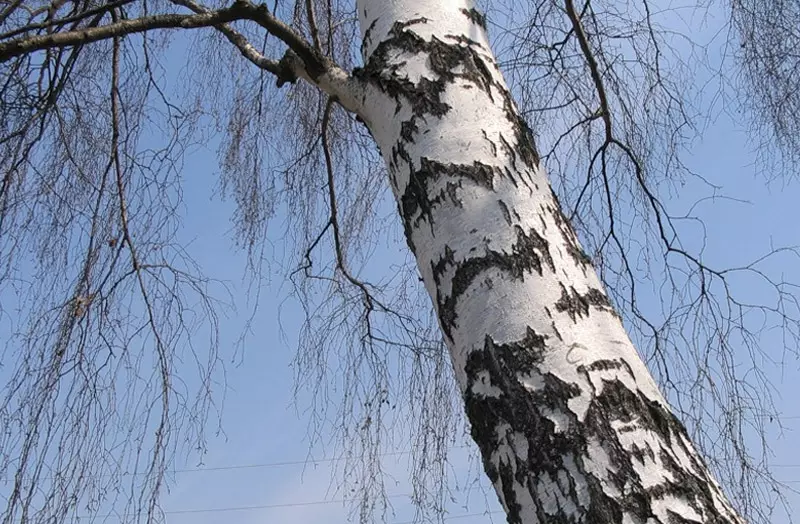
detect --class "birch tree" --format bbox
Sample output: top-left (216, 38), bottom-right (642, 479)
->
top-left (0, 0), bottom-right (797, 523)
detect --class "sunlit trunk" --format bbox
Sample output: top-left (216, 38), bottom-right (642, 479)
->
top-left (352, 1), bottom-right (744, 522)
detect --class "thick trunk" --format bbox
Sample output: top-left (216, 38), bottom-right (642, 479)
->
top-left (350, 1), bottom-right (744, 523)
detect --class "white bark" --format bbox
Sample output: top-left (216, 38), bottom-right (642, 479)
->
top-left (338, 1), bottom-right (747, 523)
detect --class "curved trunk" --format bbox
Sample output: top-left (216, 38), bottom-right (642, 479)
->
top-left (352, 1), bottom-right (745, 523)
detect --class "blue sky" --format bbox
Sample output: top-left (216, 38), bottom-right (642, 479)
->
top-left (2, 2), bottom-right (800, 524)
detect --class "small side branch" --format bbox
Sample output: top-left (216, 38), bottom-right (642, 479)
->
top-left (168, 0), bottom-right (280, 74)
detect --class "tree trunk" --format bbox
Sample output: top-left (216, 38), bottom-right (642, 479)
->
top-left (352, 1), bottom-right (744, 522)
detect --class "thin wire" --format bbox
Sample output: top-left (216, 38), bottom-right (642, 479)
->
top-left (76, 475), bottom-right (800, 519)
top-left (0, 445), bottom-right (474, 482)
top-left (169, 445), bottom-right (471, 474)
top-left (80, 489), bottom-right (495, 519)
top-left (172, 449), bottom-right (414, 474)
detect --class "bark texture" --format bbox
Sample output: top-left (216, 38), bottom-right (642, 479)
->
top-left (352, 1), bottom-right (745, 522)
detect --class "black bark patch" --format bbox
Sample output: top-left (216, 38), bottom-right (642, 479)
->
top-left (491, 327), bottom-right (548, 372)
top-left (512, 112), bottom-right (540, 169)
top-left (580, 358), bottom-right (625, 373)
top-left (464, 337), bottom-right (596, 523)
top-left (435, 226), bottom-right (554, 338)
top-left (498, 199), bottom-right (512, 226)
top-left (361, 17), bottom-right (379, 57)
top-left (549, 199), bottom-right (592, 270)
top-left (390, 139), bottom-right (413, 174)
top-left (554, 283), bottom-right (613, 321)
top-left (431, 245), bottom-right (456, 286)
top-left (400, 119), bottom-right (418, 142)
top-left (427, 36), bottom-right (494, 93)
top-left (397, 202), bottom-right (417, 254)
top-left (395, 16), bottom-right (429, 30)
top-left (400, 158), bottom-right (498, 230)
top-left (503, 165), bottom-right (519, 188)
top-left (482, 129), bottom-right (498, 156)
top-left (497, 134), bottom-right (521, 179)
top-left (445, 33), bottom-right (483, 48)
top-left (567, 243), bottom-right (593, 268)
top-left (357, 21), bottom-right (501, 121)
top-left (551, 321), bottom-right (562, 341)
top-left (498, 460), bottom-right (523, 524)
top-left (460, 7), bottom-right (487, 30)
top-left (354, 23), bottom-right (451, 118)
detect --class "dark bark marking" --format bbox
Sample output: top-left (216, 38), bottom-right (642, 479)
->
top-left (554, 283), bottom-right (613, 321)
top-left (400, 158), bottom-right (497, 231)
top-left (460, 7), bottom-right (487, 30)
top-left (431, 245), bottom-right (455, 286)
top-left (445, 33), bottom-right (484, 48)
top-left (513, 112), bottom-right (541, 169)
top-left (361, 17), bottom-right (379, 57)
top-left (499, 96), bottom-right (541, 170)
top-left (591, 381), bottom-right (732, 522)
top-left (498, 199), bottom-right (512, 226)
top-left (397, 202), bottom-right (417, 254)
top-left (395, 16), bottom-right (429, 30)
top-left (482, 129), bottom-right (498, 156)
top-left (358, 19), bottom-right (499, 121)
top-left (498, 460), bottom-right (524, 523)
top-left (503, 166), bottom-right (519, 188)
top-left (498, 133), bottom-right (519, 172)
top-left (496, 132), bottom-right (538, 191)
top-left (579, 358), bottom-right (625, 373)
top-left (435, 226), bottom-right (554, 338)
top-left (400, 119), bottom-right (418, 142)
top-left (549, 196), bottom-right (592, 270)
top-left (354, 26), bottom-right (450, 118)
top-left (551, 321), bottom-right (563, 341)
top-left (567, 243), bottom-right (593, 269)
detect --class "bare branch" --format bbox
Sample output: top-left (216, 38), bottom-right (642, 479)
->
top-left (0, 4), bottom-right (250, 62)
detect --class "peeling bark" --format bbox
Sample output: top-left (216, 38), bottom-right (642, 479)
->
top-left (353, 1), bottom-right (745, 523)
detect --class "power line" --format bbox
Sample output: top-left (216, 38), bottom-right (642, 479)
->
top-left (168, 446), bottom-right (471, 475)
top-left (88, 497), bottom-right (360, 517)
top-left (64, 477), bottom-right (800, 519)
top-left (76, 475), bottom-right (800, 520)
top-left (1, 446), bottom-right (476, 482)
top-left (81, 490), bottom-right (497, 519)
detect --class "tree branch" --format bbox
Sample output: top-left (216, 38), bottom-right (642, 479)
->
top-left (563, 0), bottom-right (612, 138)
top-left (0, 3), bottom-right (249, 63)
top-left (0, 0), bottom-right (366, 113)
